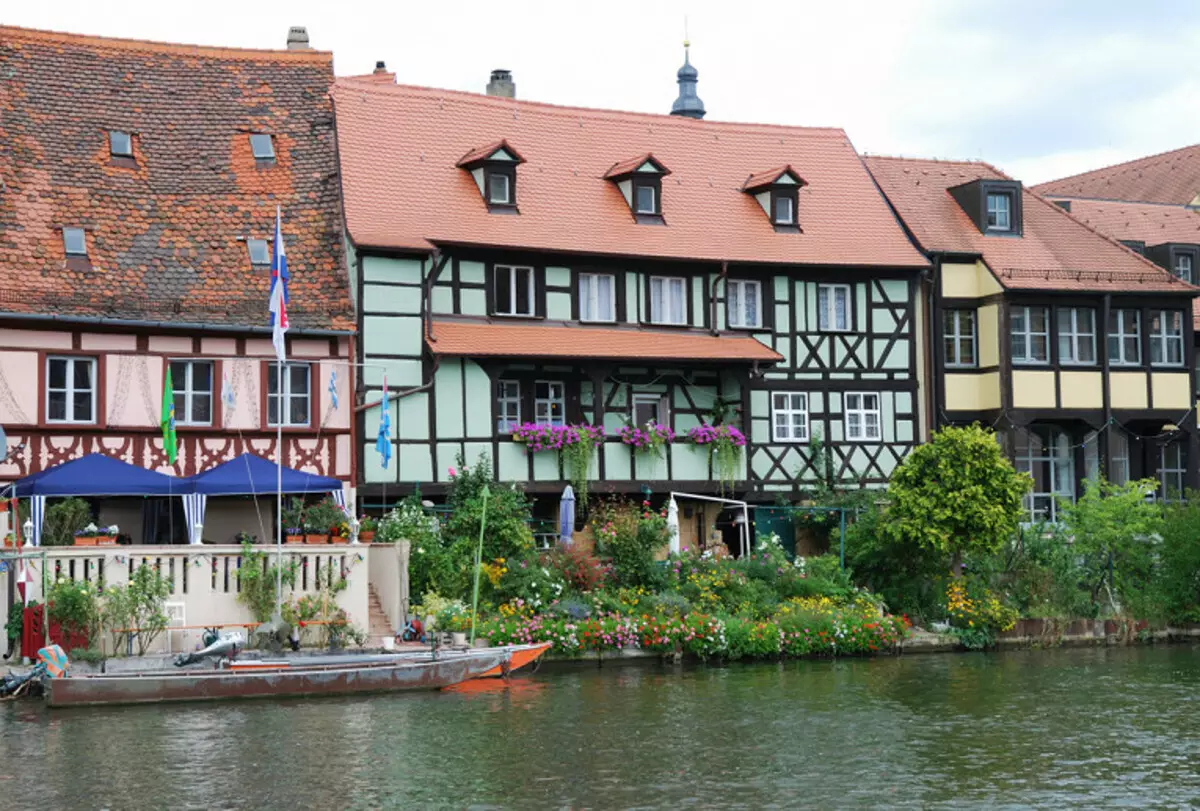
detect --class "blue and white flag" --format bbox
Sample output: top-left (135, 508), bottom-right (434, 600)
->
top-left (329, 368), bottom-right (339, 411)
top-left (268, 206), bottom-right (290, 363)
top-left (376, 376), bottom-right (392, 469)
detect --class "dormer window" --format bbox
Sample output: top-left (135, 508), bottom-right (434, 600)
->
top-left (605, 154), bottom-right (670, 222)
top-left (457, 139), bottom-right (525, 212)
top-left (249, 133), bottom-right (275, 161)
top-left (109, 131), bottom-right (133, 158)
top-left (247, 238), bottom-right (270, 267)
top-left (743, 166), bottom-right (806, 230)
top-left (949, 178), bottom-right (1023, 236)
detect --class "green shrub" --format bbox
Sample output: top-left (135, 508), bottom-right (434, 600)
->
top-left (102, 563), bottom-right (172, 656)
top-left (1142, 497), bottom-right (1200, 623)
top-left (592, 497), bottom-right (669, 588)
top-left (842, 500), bottom-right (947, 622)
top-left (235, 540), bottom-right (298, 623)
top-left (42, 498), bottom-right (92, 546)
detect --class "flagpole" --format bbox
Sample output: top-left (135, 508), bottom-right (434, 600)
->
top-left (276, 358), bottom-right (283, 621)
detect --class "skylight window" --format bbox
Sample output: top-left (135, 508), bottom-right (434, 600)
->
top-left (249, 133), bottom-right (276, 161)
top-left (247, 238), bottom-right (270, 266)
top-left (62, 227), bottom-right (87, 257)
top-left (109, 131), bottom-right (132, 158)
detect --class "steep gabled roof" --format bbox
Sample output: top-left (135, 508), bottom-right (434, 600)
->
top-left (1032, 144), bottom-right (1200, 207)
top-left (1047, 198), bottom-right (1200, 247)
top-left (0, 25), bottom-right (353, 331)
top-left (330, 82), bottom-right (926, 268)
top-left (863, 155), bottom-right (1196, 294)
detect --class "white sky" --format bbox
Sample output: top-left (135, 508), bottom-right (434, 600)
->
top-left (6, 0), bottom-right (1199, 183)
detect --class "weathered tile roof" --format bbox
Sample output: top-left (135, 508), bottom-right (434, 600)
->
top-left (863, 156), bottom-right (1197, 295)
top-left (1048, 198), bottom-right (1200, 247)
top-left (426, 320), bottom-right (782, 362)
top-left (1032, 144), bottom-right (1200, 207)
top-left (331, 81), bottom-right (926, 268)
top-left (0, 25), bottom-right (353, 331)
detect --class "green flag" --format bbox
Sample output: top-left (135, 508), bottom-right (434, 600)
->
top-left (162, 366), bottom-right (177, 465)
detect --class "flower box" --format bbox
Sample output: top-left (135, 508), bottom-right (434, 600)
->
top-left (286, 533), bottom-right (305, 545)
top-left (358, 530), bottom-right (375, 543)
top-left (304, 533), bottom-right (329, 544)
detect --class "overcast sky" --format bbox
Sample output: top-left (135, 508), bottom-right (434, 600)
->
top-left (6, 0), bottom-right (1198, 183)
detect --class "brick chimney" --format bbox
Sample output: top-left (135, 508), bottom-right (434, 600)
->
top-left (286, 26), bottom-right (310, 50)
top-left (486, 69), bottom-right (515, 98)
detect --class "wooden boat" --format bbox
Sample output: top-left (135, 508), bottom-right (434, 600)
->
top-left (223, 642), bottom-right (552, 679)
top-left (477, 641), bottom-right (552, 678)
top-left (45, 649), bottom-right (509, 708)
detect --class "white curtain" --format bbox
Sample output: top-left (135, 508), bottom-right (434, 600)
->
top-left (332, 489), bottom-right (352, 519)
top-left (181, 493), bottom-right (207, 545)
top-left (30, 495), bottom-right (45, 547)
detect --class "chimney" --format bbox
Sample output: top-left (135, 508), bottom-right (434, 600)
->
top-left (286, 26), bottom-right (310, 50)
top-left (374, 60), bottom-right (389, 75)
top-left (486, 69), bottom-right (515, 98)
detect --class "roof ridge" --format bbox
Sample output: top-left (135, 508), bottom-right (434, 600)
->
top-left (1033, 142), bottom-right (1200, 193)
top-left (0, 24), bottom-right (332, 62)
top-left (331, 80), bottom-right (850, 139)
top-left (1039, 194), bottom-right (1196, 209)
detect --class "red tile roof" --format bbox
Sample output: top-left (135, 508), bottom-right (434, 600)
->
top-left (457, 139), bottom-right (526, 167)
top-left (1048, 198), bottom-right (1200, 247)
top-left (0, 25), bottom-right (353, 331)
top-left (1031, 144), bottom-right (1200, 206)
top-left (743, 166), bottom-right (805, 191)
top-left (331, 82), bottom-right (926, 268)
top-left (863, 156), bottom-right (1197, 295)
top-left (603, 154), bottom-right (670, 179)
top-left (426, 320), bottom-right (783, 362)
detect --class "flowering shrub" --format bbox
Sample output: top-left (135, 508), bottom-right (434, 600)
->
top-left (545, 546), bottom-right (608, 593)
top-left (511, 423), bottom-right (604, 504)
top-left (618, 421), bottom-right (675, 457)
top-left (590, 497), bottom-right (671, 588)
top-left (687, 423), bottom-right (747, 448)
top-left (945, 580), bottom-right (1018, 649)
top-left (687, 424), bottom-right (746, 491)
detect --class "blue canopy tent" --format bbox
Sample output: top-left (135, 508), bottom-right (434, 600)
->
top-left (184, 454), bottom-right (348, 545)
top-left (9, 454), bottom-right (191, 545)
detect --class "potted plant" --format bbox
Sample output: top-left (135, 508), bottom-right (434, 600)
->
top-left (285, 527), bottom-right (305, 544)
top-left (74, 523), bottom-right (118, 546)
top-left (281, 498), bottom-right (306, 544)
top-left (358, 515), bottom-right (378, 543)
top-left (303, 497), bottom-right (345, 544)
top-left (435, 602), bottom-right (472, 647)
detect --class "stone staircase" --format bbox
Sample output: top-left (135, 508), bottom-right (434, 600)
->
top-left (366, 585), bottom-right (393, 647)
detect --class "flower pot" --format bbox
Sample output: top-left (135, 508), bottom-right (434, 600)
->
top-left (305, 533), bottom-right (328, 544)
top-left (329, 535), bottom-right (349, 545)
top-left (95, 535), bottom-right (117, 546)
top-left (286, 534), bottom-right (305, 545)
top-left (359, 530), bottom-right (376, 543)
top-left (73, 537), bottom-right (97, 547)
top-left (451, 632), bottom-right (468, 647)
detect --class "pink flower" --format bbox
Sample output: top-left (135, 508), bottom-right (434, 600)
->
top-left (448, 466), bottom-right (457, 478)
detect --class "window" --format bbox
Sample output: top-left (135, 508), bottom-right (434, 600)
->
top-left (534, 381), bottom-right (565, 426)
top-left (579, 273), bottom-right (615, 322)
top-left (46, 356), bottom-right (96, 423)
top-left (487, 171), bottom-right (512, 205)
top-left (493, 265), bottom-right (535, 316)
top-left (1149, 310), bottom-right (1184, 366)
top-left (1174, 253), bottom-right (1194, 283)
top-left (635, 184), bottom-right (658, 215)
top-left (817, 284), bottom-right (851, 331)
top-left (496, 380), bottom-right (520, 433)
top-left (267, 362), bottom-right (310, 427)
top-left (1107, 310), bottom-right (1141, 366)
top-left (109, 131), bottom-right (132, 157)
top-left (771, 392), bottom-right (809, 442)
top-left (773, 194), bottom-right (795, 225)
top-left (1110, 429), bottom-right (1130, 486)
top-left (649, 276), bottom-right (686, 325)
top-left (1057, 307), bottom-right (1096, 365)
top-left (631, 393), bottom-right (667, 426)
top-left (246, 239), bottom-right (270, 267)
top-left (1010, 306), bottom-right (1049, 364)
top-left (943, 309), bottom-right (976, 368)
top-left (1159, 441), bottom-right (1187, 502)
top-left (249, 133), bottom-right (275, 160)
top-left (169, 360), bottom-right (213, 426)
top-left (727, 279), bottom-right (762, 329)
top-left (62, 227), bottom-right (87, 257)
top-left (844, 393), bottom-right (880, 441)
top-left (1012, 426), bottom-right (1074, 522)
top-left (986, 192), bottom-right (1012, 231)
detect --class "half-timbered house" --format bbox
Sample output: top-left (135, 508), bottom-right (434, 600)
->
top-left (866, 156), bottom-right (1200, 520)
top-left (333, 58), bottom-right (929, 522)
top-left (0, 26), bottom-right (354, 542)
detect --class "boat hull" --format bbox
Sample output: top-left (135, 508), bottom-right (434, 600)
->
top-left (45, 650), bottom-right (508, 708)
top-left (478, 642), bottom-right (552, 678)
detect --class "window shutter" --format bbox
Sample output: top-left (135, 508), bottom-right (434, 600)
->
top-left (535, 267), bottom-right (547, 318)
top-left (485, 265), bottom-right (496, 315)
top-left (567, 380), bottom-right (584, 424)
top-left (659, 395), bottom-right (671, 427)
top-left (570, 271), bottom-right (580, 321)
top-left (614, 273), bottom-right (627, 324)
top-left (761, 278), bottom-right (775, 330)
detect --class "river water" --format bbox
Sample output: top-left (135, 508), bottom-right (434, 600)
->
top-left (1, 645), bottom-right (1198, 810)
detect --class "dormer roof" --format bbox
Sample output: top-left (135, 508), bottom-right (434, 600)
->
top-left (743, 166), bottom-right (806, 192)
top-left (604, 154), bottom-right (671, 180)
top-left (456, 139), bottom-right (526, 169)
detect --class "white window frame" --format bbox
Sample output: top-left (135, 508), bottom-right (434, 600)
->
top-left (579, 273), bottom-right (616, 323)
top-left (844, 392), bottom-right (881, 442)
top-left (986, 192), bottom-right (1012, 231)
top-left (1057, 307), bottom-right (1096, 366)
top-left (267, 362), bottom-right (311, 427)
top-left (1110, 429), bottom-right (1130, 486)
top-left (493, 264), bottom-right (535, 317)
top-left (249, 133), bottom-right (275, 160)
top-left (943, 309), bottom-right (977, 368)
top-left (246, 239), bottom-right (270, 267)
top-left (496, 380), bottom-right (521, 433)
top-left (727, 279), bottom-right (763, 329)
top-left (170, 360), bottom-right (214, 426)
top-left (631, 393), bottom-right (667, 427)
top-left (1013, 427), bottom-right (1074, 523)
top-left (1149, 310), bottom-right (1184, 367)
top-left (1010, 306), bottom-right (1049, 365)
top-left (649, 276), bottom-right (687, 325)
top-left (62, 227), bottom-right (87, 257)
top-left (771, 392), bottom-right (809, 442)
top-left (773, 194), bottom-right (795, 225)
top-left (488, 172), bottom-right (511, 205)
top-left (1174, 253), bottom-right (1193, 283)
top-left (534, 380), bottom-right (565, 427)
top-left (1107, 309), bottom-right (1141, 366)
top-left (635, 184), bottom-right (657, 215)
top-left (817, 284), bottom-right (851, 332)
top-left (1159, 441), bottom-right (1187, 502)
top-left (46, 355), bottom-right (97, 424)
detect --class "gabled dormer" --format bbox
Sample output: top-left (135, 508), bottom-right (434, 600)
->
top-left (457, 139), bottom-right (526, 211)
top-left (743, 165), bottom-right (807, 231)
top-left (605, 154), bottom-right (670, 222)
top-left (949, 178), bottom-right (1023, 236)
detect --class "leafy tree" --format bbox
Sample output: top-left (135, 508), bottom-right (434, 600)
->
top-left (42, 497), bottom-right (92, 546)
top-left (1147, 495), bottom-right (1200, 623)
top-left (1060, 478), bottom-right (1162, 615)
top-left (882, 425), bottom-right (1031, 574)
top-left (102, 563), bottom-right (173, 656)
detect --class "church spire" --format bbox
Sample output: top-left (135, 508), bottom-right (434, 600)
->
top-left (670, 40), bottom-right (706, 120)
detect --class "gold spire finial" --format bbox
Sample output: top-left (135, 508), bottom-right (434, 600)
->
top-left (684, 16), bottom-right (690, 50)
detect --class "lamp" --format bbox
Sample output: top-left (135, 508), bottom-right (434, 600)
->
top-left (22, 518), bottom-right (32, 545)
top-left (1162, 423), bottom-right (1179, 433)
